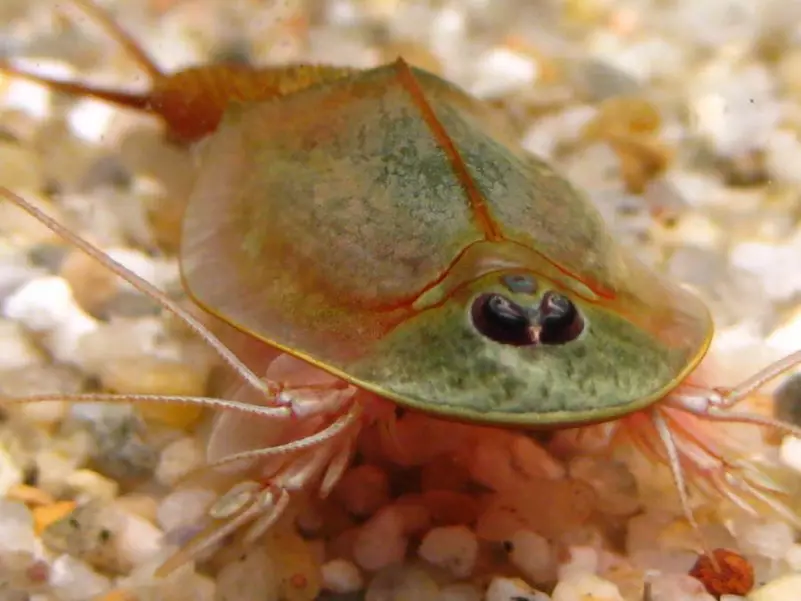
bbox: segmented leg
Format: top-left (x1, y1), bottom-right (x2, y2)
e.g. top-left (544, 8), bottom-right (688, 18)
top-left (618, 360), bottom-right (801, 565)
top-left (157, 404), bottom-right (360, 576)
top-left (0, 186), bottom-right (364, 575)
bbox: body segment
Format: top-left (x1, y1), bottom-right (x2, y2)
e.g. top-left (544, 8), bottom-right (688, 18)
top-left (182, 60), bottom-right (712, 424)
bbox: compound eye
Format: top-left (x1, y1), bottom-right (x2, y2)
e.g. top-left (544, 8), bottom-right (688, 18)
top-left (538, 292), bottom-right (584, 345)
top-left (471, 293), bottom-right (535, 346)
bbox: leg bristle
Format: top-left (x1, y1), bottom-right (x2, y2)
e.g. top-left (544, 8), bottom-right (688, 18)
top-left (619, 397), bottom-right (801, 561)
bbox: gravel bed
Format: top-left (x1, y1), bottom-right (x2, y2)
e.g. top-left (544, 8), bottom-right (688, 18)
top-left (1, 1), bottom-right (801, 600)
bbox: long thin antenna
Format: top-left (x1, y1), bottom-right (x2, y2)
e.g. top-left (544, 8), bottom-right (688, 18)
top-left (0, 187), bottom-right (271, 397)
top-left (65, 0), bottom-right (164, 79)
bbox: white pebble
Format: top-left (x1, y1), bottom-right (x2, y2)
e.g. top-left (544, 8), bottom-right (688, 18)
top-left (0, 319), bottom-right (42, 369)
top-left (779, 436), bottom-right (801, 474)
top-left (730, 240), bottom-right (801, 302)
top-left (418, 525), bottom-right (479, 578)
top-left (470, 47), bottom-right (539, 98)
top-left (105, 248), bottom-right (163, 289)
top-left (731, 517), bottom-right (795, 560)
top-left (109, 506), bottom-right (164, 567)
top-left (0, 500), bottom-right (37, 555)
top-left (49, 555), bottom-right (111, 601)
top-left (353, 507), bottom-right (407, 571)
top-left (508, 530), bottom-right (555, 583)
top-left (2, 276), bottom-right (98, 364)
top-left (767, 308), bottom-right (801, 356)
top-left (749, 573), bottom-right (801, 601)
top-left (557, 546), bottom-right (599, 581)
top-left (1, 59), bottom-right (75, 119)
top-left (689, 64), bottom-right (779, 157)
top-left (68, 99), bottom-right (116, 144)
top-left (321, 558), bottom-right (363, 593)
top-left (216, 546), bottom-right (279, 601)
top-left (155, 437), bottom-right (204, 486)
top-left (551, 574), bottom-right (624, 601)
top-left (0, 445), bottom-right (23, 496)
top-left (784, 543), bottom-right (801, 571)
top-left (645, 573), bottom-right (715, 601)
top-left (485, 577), bottom-right (549, 601)
top-left (157, 488), bottom-right (217, 533)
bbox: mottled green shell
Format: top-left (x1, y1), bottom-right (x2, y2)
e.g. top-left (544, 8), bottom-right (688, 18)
top-left (180, 59), bottom-right (712, 427)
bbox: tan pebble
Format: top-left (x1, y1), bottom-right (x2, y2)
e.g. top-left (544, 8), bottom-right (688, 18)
top-left (0, 108), bottom-right (41, 142)
top-left (33, 500), bottom-right (77, 535)
top-left (264, 524), bottom-right (322, 601)
top-left (99, 357), bottom-right (207, 428)
top-left (92, 589), bottom-right (138, 601)
top-left (60, 249), bottom-right (119, 315)
top-left (381, 42), bottom-right (441, 73)
top-left (65, 469), bottom-right (120, 502)
top-left (100, 356), bottom-right (207, 396)
top-left (5, 484), bottom-right (55, 507)
top-left (145, 193), bottom-right (186, 254)
top-left (0, 141), bottom-right (43, 192)
top-left (562, 0), bottom-right (608, 25)
top-left (778, 49), bottom-right (801, 99)
top-left (113, 493), bottom-right (159, 523)
top-left (155, 437), bottom-right (204, 485)
top-left (749, 573), bottom-right (801, 601)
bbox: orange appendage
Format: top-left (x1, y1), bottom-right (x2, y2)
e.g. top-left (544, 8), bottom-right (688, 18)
top-left (689, 548), bottom-right (755, 597)
top-left (2, 0), bottom-right (358, 145)
top-left (150, 64), bottom-right (356, 144)
top-left (616, 401), bottom-right (799, 527)
top-left (2, 59), bottom-right (357, 145)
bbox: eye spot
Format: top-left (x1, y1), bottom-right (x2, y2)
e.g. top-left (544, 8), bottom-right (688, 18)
top-left (501, 273), bottom-right (537, 294)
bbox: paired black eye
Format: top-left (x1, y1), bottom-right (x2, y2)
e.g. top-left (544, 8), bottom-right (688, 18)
top-left (471, 294), bottom-right (534, 346)
top-left (538, 291), bottom-right (583, 345)
top-left (470, 291), bottom-right (583, 346)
